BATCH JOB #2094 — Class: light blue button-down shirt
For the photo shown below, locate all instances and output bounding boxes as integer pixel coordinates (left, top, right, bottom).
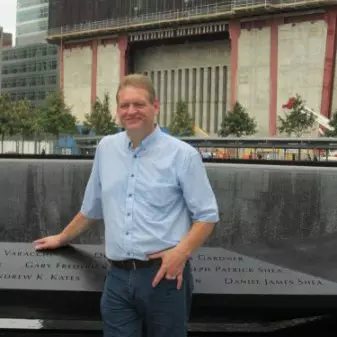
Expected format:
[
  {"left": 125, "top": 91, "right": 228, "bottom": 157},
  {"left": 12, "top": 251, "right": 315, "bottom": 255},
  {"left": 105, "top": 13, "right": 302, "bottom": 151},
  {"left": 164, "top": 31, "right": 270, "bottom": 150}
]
[{"left": 80, "top": 126, "right": 219, "bottom": 261}]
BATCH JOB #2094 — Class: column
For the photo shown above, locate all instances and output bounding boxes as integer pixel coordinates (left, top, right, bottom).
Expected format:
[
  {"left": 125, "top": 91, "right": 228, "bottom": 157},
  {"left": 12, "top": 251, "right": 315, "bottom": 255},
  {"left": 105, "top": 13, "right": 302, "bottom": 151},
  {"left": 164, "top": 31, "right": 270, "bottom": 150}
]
[
  {"left": 321, "top": 8, "right": 337, "bottom": 118},
  {"left": 91, "top": 39, "right": 98, "bottom": 110},
  {"left": 59, "top": 41, "right": 64, "bottom": 90},
  {"left": 269, "top": 18, "right": 283, "bottom": 136},
  {"left": 118, "top": 36, "right": 128, "bottom": 79},
  {"left": 229, "top": 21, "right": 240, "bottom": 110}
]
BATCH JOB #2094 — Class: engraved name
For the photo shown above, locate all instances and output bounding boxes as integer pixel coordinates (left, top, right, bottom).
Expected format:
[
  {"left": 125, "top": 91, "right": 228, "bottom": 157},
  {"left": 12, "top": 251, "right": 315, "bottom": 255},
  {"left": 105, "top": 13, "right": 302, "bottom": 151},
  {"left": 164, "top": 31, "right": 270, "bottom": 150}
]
[
  {"left": 196, "top": 254, "right": 243, "bottom": 262},
  {"left": 4, "top": 249, "right": 53, "bottom": 257}
]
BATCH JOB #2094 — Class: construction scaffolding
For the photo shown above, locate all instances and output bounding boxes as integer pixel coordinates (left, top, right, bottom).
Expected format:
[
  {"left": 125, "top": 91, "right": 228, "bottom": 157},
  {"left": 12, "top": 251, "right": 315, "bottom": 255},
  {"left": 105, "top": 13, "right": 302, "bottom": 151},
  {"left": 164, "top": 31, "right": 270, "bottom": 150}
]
[
  {"left": 48, "top": 0, "right": 334, "bottom": 41},
  {"left": 1, "top": 43, "right": 59, "bottom": 106}
]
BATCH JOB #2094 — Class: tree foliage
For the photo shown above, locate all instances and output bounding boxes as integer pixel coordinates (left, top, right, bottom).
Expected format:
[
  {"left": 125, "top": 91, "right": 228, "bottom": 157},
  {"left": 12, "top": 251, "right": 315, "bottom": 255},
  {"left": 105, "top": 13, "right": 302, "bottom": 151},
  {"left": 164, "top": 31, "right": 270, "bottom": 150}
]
[
  {"left": 83, "top": 93, "right": 119, "bottom": 135},
  {"left": 323, "top": 110, "right": 337, "bottom": 137},
  {"left": 218, "top": 102, "right": 257, "bottom": 137},
  {"left": 11, "top": 98, "right": 36, "bottom": 137},
  {"left": 0, "top": 94, "right": 15, "bottom": 138},
  {"left": 36, "top": 91, "right": 77, "bottom": 137},
  {"left": 0, "top": 94, "right": 35, "bottom": 152},
  {"left": 169, "top": 100, "right": 195, "bottom": 136},
  {"left": 0, "top": 94, "right": 35, "bottom": 140},
  {"left": 278, "top": 94, "right": 316, "bottom": 137},
  {"left": 0, "top": 90, "right": 78, "bottom": 147},
  {"left": 33, "top": 92, "right": 70, "bottom": 136}
]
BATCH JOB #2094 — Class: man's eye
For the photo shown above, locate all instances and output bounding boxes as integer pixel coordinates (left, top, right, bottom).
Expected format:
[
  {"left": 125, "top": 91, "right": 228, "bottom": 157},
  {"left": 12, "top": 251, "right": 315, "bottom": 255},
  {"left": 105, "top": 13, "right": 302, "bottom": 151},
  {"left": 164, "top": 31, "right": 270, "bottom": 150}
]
[{"left": 119, "top": 103, "right": 145, "bottom": 109}]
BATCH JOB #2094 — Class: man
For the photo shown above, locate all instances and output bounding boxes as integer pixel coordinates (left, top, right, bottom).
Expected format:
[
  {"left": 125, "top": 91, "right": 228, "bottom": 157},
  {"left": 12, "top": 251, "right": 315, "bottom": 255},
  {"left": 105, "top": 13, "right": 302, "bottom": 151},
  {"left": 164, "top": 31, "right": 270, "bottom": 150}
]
[{"left": 34, "top": 74, "right": 219, "bottom": 337}]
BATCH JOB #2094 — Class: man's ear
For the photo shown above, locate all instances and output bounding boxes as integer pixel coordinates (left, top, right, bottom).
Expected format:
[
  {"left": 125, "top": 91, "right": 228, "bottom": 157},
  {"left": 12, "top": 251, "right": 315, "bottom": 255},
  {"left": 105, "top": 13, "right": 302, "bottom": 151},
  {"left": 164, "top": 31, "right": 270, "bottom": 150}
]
[{"left": 153, "top": 99, "right": 160, "bottom": 116}]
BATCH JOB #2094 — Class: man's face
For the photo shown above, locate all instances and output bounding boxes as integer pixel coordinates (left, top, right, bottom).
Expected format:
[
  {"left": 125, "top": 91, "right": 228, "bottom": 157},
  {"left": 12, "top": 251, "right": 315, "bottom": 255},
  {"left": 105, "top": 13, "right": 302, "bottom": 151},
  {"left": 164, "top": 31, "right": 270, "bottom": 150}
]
[{"left": 116, "top": 86, "right": 159, "bottom": 131}]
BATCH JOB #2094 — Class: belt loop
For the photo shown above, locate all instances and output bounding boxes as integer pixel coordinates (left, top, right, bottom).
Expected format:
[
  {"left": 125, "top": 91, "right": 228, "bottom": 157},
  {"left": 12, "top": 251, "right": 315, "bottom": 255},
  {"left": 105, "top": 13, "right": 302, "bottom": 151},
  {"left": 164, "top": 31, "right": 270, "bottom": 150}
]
[{"left": 132, "top": 260, "right": 136, "bottom": 270}]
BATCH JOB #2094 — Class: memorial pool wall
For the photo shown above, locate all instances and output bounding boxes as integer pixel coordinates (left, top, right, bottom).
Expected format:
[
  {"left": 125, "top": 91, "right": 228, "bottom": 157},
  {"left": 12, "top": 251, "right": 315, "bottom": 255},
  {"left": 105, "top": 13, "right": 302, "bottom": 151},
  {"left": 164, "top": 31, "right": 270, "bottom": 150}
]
[{"left": 2, "top": 158, "right": 337, "bottom": 303}]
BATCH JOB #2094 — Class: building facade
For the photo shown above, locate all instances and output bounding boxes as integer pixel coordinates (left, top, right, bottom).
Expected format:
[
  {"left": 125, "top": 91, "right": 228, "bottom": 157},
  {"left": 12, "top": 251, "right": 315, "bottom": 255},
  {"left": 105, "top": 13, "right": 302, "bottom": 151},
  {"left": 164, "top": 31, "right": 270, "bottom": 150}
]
[
  {"left": 0, "top": 0, "right": 60, "bottom": 107},
  {"left": 16, "top": 0, "right": 49, "bottom": 46},
  {"left": 48, "top": 0, "right": 220, "bottom": 31},
  {"left": 1, "top": 43, "right": 59, "bottom": 106},
  {"left": 0, "top": 27, "right": 13, "bottom": 93},
  {"left": 47, "top": 0, "right": 337, "bottom": 136},
  {"left": 0, "top": 27, "right": 13, "bottom": 48}
]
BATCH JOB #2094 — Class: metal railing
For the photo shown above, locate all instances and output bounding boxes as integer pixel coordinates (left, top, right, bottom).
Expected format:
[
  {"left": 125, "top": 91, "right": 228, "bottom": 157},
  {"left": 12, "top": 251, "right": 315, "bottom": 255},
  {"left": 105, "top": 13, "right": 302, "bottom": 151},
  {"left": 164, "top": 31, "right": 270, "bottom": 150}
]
[{"left": 48, "top": 0, "right": 330, "bottom": 39}]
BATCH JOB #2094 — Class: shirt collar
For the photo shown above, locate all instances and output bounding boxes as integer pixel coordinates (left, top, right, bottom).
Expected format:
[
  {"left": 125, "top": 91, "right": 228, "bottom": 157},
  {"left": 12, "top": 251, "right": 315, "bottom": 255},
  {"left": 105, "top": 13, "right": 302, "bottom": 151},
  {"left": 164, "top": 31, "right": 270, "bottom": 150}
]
[{"left": 125, "top": 124, "right": 161, "bottom": 151}]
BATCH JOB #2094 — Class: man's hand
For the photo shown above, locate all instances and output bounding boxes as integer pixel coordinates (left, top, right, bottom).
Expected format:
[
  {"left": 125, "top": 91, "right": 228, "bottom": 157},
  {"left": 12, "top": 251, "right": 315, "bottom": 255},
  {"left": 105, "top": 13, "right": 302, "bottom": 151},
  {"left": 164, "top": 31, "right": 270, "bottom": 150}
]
[
  {"left": 33, "top": 234, "right": 65, "bottom": 251},
  {"left": 148, "top": 247, "right": 189, "bottom": 290},
  {"left": 32, "top": 212, "right": 97, "bottom": 251}
]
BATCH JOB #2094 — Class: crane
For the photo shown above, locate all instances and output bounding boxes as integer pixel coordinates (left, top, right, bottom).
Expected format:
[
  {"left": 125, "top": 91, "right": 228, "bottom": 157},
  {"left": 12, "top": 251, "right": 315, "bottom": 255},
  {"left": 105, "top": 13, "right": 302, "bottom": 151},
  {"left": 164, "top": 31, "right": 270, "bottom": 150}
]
[{"left": 282, "top": 97, "right": 334, "bottom": 135}]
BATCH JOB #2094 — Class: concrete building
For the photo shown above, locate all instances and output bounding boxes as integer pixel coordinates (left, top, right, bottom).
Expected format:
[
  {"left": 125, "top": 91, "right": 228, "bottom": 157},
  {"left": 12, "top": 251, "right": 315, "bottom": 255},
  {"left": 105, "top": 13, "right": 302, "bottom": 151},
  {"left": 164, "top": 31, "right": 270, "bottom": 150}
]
[
  {"left": 47, "top": 0, "right": 337, "bottom": 136},
  {"left": 0, "top": 27, "right": 13, "bottom": 48},
  {"left": 16, "top": 0, "right": 49, "bottom": 46},
  {"left": 0, "top": 1, "right": 59, "bottom": 107},
  {"left": 1, "top": 43, "right": 59, "bottom": 106},
  {"left": 0, "top": 27, "right": 13, "bottom": 92}
]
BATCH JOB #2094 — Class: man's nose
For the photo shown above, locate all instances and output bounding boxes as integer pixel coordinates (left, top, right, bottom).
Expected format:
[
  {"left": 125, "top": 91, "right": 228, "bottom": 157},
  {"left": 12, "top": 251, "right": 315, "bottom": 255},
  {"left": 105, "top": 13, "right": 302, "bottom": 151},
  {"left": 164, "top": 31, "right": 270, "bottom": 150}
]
[{"left": 126, "top": 105, "right": 137, "bottom": 114}]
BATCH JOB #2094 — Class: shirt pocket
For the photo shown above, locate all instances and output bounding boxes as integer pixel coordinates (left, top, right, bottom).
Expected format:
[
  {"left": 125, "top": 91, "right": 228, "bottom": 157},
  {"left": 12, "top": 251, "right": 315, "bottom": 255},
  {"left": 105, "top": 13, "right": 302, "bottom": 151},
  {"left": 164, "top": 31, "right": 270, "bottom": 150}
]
[{"left": 143, "top": 180, "right": 179, "bottom": 208}]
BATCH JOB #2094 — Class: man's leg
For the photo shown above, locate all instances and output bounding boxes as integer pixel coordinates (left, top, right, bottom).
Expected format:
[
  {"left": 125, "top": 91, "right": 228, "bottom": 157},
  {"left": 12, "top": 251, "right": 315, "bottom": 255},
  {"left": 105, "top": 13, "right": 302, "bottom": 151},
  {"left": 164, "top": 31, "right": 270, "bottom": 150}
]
[
  {"left": 100, "top": 267, "right": 142, "bottom": 337},
  {"left": 141, "top": 261, "right": 194, "bottom": 337}
]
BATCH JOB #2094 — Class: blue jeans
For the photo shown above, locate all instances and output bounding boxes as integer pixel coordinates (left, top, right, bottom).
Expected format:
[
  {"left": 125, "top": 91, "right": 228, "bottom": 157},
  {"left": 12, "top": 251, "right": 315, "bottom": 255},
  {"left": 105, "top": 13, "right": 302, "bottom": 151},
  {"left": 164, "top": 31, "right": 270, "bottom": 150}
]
[{"left": 100, "top": 260, "right": 194, "bottom": 337}]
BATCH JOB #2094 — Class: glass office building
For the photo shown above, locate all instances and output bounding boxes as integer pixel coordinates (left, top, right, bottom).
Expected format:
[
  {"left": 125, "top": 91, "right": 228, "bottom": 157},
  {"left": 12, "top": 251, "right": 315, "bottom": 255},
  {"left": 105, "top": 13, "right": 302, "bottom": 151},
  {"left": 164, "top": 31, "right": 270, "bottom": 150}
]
[
  {"left": 1, "top": 43, "right": 59, "bottom": 106},
  {"left": 16, "top": 0, "right": 49, "bottom": 46},
  {"left": 0, "top": 1, "right": 59, "bottom": 107}
]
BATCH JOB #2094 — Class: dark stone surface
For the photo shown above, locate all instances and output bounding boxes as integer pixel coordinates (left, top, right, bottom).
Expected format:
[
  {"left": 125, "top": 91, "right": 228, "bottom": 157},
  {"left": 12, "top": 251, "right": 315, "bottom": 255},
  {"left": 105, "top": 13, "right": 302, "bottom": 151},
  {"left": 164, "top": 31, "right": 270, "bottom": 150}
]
[
  {"left": 1, "top": 159, "right": 337, "bottom": 248},
  {"left": 2, "top": 158, "right": 337, "bottom": 315},
  {"left": 0, "top": 243, "right": 107, "bottom": 292},
  {"left": 1, "top": 243, "right": 337, "bottom": 296},
  {"left": 204, "top": 163, "right": 337, "bottom": 284},
  {"left": 0, "top": 316, "right": 326, "bottom": 335},
  {"left": 0, "top": 159, "right": 104, "bottom": 244}
]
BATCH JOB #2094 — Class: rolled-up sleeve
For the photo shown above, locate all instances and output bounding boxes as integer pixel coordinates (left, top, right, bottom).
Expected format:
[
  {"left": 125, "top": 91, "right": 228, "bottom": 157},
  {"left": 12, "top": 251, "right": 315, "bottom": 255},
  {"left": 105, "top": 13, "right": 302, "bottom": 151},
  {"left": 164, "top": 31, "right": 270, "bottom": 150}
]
[
  {"left": 80, "top": 144, "right": 103, "bottom": 220},
  {"left": 179, "top": 151, "right": 219, "bottom": 223}
]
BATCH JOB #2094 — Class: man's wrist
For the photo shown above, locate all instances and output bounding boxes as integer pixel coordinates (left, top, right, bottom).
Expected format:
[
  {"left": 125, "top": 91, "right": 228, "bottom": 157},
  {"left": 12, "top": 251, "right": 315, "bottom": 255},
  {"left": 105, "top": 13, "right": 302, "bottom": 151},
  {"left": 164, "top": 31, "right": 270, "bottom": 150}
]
[
  {"left": 58, "top": 232, "right": 68, "bottom": 246},
  {"left": 174, "top": 244, "right": 192, "bottom": 259}
]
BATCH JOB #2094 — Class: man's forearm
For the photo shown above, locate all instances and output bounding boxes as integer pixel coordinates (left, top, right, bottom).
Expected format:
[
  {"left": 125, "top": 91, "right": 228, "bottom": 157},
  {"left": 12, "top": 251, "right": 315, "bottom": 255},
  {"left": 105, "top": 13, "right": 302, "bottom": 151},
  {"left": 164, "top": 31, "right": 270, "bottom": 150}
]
[
  {"left": 59, "top": 212, "right": 98, "bottom": 244},
  {"left": 175, "top": 221, "right": 215, "bottom": 257}
]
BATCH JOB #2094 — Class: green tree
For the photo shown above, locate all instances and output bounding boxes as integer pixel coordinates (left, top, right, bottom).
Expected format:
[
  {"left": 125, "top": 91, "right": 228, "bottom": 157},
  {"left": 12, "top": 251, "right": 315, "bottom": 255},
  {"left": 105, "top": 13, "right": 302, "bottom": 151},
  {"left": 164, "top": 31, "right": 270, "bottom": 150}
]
[
  {"left": 278, "top": 94, "right": 316, "bottom": 137},
  {"left": 0, "top": 94, "right": 12, "bottom": 152},
  {"left": 169, "top": 100, "right": 194, "bottom": 136},
  {"left": 0, "top": 94, "right": 31, "bottom": 152},
  {"left": 11, "top": 98, "right": 35, "bottom": 138},
  {"left": 218, "top": 102, "right": 257, "bottom": 137},
  {"left": 83, "top": 93, "right": 119, "bottom": 135},
  {"left": 323, "top": 110, "right": 337, "bottom": 137},
  {"left": 37, "top": 91, "right": 77, "bottom": 138}
]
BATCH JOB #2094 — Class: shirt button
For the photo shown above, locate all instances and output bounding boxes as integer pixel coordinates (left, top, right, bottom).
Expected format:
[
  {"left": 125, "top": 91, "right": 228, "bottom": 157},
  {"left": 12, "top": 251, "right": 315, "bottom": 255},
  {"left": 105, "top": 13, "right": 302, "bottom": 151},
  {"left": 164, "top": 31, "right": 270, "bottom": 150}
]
[
  {"left": 127, "top": 252, "right": 130, "bottom": 256},
  {"left": 126, "top": 232, "right": 129, "bottom": 235},
  {"left": 128, "top": 194, "right": 132, "bottom": 197},
  {"left": 127, "top": 213, "right": 131, "bottom": 216},
  {"left": 134, "top": 155, "right": 137, "bottom": 158},
  {"left": 131, "top": 174, "right": 134, "bottom": 178}
]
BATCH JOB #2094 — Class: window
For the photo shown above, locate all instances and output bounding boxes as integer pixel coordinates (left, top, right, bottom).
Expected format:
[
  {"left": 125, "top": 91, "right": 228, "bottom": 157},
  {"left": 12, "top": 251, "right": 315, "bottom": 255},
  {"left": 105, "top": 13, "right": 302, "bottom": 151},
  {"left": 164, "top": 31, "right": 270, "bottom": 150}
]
[
  {"left": 17, "top": 5, "right": 48, "bottom": 23},
  {"left": 26, "top": 91, "right": 36, "bottom": 100},
  {"left": 50, "top": 60, "right": 57, "bottom": 69},
  {"left": 37, "top": 90, "right": 45, "bottom": 100},
  {"left": 29, "top": 77, "right": 36, "bottom": 86},
  {"left": 17, "top": 0, "right": 48, "bottom": 10},
  {"left": 16, "top": 19, "right": 48, "bottom": 35},
  {"left": 2, "top": 66, "right": 9, "bottom": 75}
]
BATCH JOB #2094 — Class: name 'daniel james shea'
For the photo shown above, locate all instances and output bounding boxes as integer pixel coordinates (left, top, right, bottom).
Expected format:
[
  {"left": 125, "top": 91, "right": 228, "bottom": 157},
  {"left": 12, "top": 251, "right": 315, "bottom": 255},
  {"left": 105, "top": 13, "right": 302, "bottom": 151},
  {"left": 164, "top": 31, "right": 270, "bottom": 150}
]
[{"left": 222, "top": 278, "right": 324, "bottom": 286}]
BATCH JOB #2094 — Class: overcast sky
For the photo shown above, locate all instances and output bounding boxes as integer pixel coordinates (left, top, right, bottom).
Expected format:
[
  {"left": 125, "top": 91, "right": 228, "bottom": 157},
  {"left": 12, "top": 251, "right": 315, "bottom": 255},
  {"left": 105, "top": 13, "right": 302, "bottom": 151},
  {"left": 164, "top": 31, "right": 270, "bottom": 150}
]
[{"left": 0, "top": 0, "right": 17, "bottom": 39}]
